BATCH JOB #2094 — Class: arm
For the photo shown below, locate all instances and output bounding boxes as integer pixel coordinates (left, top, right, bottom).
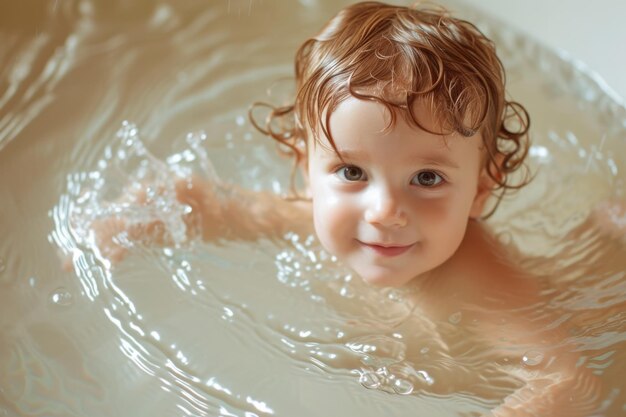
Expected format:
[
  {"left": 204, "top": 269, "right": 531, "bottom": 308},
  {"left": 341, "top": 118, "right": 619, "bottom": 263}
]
[
  {"left": 81, "top": 175, "right": 313, "bottom": 266},
  {"left": 485, "top": 200, "right": 626, "bottom": 415},
  {"left": 448, "top": 223, "right": 602, "bottom": 416},
  {"left": 485, "top": 322, "right": 601, "bottom": 417},
  {"left": 175, "top": 175, "right": 313, "bottom": 241}
]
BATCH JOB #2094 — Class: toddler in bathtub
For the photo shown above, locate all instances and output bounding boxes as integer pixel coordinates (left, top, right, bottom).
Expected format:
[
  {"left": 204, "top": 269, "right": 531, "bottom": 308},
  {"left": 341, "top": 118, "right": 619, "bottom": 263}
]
[{"left": 77, "top": 2, "right": 613, "bottom": 416}]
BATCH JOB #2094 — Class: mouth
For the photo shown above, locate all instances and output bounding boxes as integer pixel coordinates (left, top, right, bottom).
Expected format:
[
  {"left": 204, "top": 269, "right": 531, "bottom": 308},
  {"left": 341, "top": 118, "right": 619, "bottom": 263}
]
[{"left": 358, "top": 241, "right": 415, "bottom": 257}]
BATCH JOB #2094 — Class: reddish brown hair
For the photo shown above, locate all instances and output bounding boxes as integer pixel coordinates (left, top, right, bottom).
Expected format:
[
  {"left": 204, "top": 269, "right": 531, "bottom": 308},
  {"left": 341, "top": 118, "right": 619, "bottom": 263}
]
[{"left": 251, "top": 1, "right": 530, "bottom": 213}]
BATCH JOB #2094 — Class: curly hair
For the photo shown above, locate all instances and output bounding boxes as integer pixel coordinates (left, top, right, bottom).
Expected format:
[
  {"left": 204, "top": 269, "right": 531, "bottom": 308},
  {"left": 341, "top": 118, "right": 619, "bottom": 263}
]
[{"left": 250, "top": 1, "right": 530, "bottom": 215}]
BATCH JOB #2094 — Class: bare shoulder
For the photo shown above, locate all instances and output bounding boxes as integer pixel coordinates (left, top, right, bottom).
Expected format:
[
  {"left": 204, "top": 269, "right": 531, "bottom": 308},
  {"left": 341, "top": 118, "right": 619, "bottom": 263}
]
[{"left": 440, "top": 221, "right": 542, "bottom": 310}]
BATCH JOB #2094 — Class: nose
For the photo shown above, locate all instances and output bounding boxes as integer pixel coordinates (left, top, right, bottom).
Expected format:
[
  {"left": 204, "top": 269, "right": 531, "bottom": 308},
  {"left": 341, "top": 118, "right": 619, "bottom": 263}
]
[{"left": 363, "top": 185, "right": 408, "bottom": 228}]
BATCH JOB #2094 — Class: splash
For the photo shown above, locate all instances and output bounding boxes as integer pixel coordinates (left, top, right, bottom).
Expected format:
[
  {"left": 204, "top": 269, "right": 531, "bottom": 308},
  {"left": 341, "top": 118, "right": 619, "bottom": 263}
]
[{"left": 51, "top": 121, "right": 220, "bottom": 271}]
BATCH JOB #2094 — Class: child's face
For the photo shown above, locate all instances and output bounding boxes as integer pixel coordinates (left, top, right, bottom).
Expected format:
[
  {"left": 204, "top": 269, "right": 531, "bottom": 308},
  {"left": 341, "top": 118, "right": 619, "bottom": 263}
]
[{"left": 307, "top": 97, "right": 490, "bottom": 287}]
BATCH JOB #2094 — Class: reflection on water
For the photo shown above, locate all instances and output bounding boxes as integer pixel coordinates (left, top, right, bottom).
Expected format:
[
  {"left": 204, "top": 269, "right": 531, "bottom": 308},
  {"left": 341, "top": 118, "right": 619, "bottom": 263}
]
[{"left": 1, "top": 0, "right": 626, "bottom": 416}]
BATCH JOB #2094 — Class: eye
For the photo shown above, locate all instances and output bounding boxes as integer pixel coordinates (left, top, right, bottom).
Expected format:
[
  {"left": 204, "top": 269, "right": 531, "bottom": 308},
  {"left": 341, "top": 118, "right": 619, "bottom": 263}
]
[
  {"left": 411, "top": 170, "right": 444, "bottom": 187},
  {"left": 336, "top": 165, "right": 367, "bottom": 182}
]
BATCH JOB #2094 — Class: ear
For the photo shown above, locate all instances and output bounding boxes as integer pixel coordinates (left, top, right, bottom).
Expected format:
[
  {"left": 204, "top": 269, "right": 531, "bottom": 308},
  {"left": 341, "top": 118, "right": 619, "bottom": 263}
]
[{"left": 469, "top": 153, "right": 504, "bottom": 219}]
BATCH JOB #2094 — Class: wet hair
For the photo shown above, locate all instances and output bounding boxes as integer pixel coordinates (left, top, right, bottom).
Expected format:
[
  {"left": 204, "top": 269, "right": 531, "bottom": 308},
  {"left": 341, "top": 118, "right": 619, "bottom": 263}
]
[{"left": 251, "top": 1, "right": 530, "bottom": 215}]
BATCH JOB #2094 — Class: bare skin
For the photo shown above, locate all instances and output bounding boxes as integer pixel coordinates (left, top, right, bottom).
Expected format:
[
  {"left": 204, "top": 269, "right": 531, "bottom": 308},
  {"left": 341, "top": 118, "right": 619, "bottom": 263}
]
[{"left": 76, "top": 175, "right": 313, "bottom": 267}]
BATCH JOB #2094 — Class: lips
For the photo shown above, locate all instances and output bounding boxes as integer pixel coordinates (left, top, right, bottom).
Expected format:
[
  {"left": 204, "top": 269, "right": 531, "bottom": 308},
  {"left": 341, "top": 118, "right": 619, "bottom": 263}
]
[{"left": 358, "top": 241, "right": 415, "bottom": 257}]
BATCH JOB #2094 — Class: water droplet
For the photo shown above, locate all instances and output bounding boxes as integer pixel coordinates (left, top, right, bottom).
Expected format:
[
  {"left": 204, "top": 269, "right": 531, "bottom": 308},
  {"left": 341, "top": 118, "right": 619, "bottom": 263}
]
[
  {"left": 50, "top": 287, "right": 74, "bottom": 307},
  {"left": 522, "top": 350, "right": 544, "bottom": 367},
  {"left": 359, "top": 370, "right": 381, "bottom": 389},
  {"left": 448, "top": 311, "right": 462, "bottom": 325},
  {"left": 392, "top": 378, "right": 414, "bottom": 395}
]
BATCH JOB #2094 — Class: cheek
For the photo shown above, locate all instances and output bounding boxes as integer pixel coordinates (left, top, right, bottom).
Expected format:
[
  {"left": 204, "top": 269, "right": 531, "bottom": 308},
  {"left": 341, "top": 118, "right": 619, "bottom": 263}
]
[
  {"left": 414, "top": 197, "right": 462, "bottom": 231},
  {"left": 416, "top": 191, "right": 475, "bottom": 238},
  {"left": 425, "top": 182, "right": 478, "bottom": 218},
  {"left": 311, "top": 185, "right": 356, "bottom": 250}
]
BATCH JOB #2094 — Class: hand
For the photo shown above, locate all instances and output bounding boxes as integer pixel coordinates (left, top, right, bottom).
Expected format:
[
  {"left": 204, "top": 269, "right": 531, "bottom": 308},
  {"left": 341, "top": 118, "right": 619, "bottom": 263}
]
[
  {"left": 60, "top": 178, "right": 198, "bottom": 271},
  {"left": 59, "top": 216, "right": 129, "bottom": 272},
  {"left": 91, "top": 216, "right": 132, "bottom": 264}
]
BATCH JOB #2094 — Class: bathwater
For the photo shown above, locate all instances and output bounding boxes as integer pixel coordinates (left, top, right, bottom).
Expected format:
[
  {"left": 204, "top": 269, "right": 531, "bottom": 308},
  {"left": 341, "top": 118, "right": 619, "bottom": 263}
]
[{"left": 1, "top": 0, "right": 625, "bottom": 416}]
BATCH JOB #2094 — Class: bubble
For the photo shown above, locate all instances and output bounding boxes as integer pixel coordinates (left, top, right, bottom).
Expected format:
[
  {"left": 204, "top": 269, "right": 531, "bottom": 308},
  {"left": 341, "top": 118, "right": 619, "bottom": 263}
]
[
  {"left": 448, "top": 311, "right": 462, "bottom": 325},
  {"left": 359, "top": 370, "right": 381, "bottom": 389},
  {"left": 50, "top": 287, "right": 74, "bottom": 307},
  {"left": 375, "top": 366, "right": 389, "bottom": 377},
  {"left": 416, "top": 369, "right": 435, "bottom": 386},
  {"left": 392, "top": 378, "right": 414, "bottom": 395},
  {"left": 522, "top": 350, "right": 544, "bottom": 367}
]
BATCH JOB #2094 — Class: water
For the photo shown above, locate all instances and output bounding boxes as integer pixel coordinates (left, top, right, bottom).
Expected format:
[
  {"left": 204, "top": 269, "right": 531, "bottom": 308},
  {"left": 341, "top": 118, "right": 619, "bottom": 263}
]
[{"left": 1, "top": 1, "right": 626, "bottom": 416}]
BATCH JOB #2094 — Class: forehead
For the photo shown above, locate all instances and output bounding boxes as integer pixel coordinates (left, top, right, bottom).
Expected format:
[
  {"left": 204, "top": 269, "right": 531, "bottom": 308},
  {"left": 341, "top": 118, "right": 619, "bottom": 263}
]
[
  {"left": 330, "top": 96, "right": 443, "bottom": 137},
  {"left": 314, "top": 97, "right": 483, "bottom": 161}
]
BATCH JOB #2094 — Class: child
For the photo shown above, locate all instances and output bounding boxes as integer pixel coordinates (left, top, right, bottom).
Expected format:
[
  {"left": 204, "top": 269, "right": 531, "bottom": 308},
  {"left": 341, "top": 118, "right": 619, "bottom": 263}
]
[{"left": 82, "top": 2, "right": 604, "bottom": 415}]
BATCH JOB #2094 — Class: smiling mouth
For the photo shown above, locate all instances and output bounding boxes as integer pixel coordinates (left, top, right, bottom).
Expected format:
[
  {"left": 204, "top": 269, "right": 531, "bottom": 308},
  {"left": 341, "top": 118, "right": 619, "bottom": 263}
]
[{"left": 358, "top": 241, "right": 415, "bottom": 257}]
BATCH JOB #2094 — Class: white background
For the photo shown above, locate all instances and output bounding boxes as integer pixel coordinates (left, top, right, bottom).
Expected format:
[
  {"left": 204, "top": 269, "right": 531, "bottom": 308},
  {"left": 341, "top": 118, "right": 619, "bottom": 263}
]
[{"left": 462, "top": 0, "right": 626, "bottom": 102}]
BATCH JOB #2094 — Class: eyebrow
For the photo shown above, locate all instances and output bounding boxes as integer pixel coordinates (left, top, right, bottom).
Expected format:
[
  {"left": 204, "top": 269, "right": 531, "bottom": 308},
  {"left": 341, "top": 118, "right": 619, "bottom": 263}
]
[
  {"left": 331, "top": 149, "right": 461, "bottom": 170},
  {"left": 414, "top": 154, "right": 461, "bottom": 169}
]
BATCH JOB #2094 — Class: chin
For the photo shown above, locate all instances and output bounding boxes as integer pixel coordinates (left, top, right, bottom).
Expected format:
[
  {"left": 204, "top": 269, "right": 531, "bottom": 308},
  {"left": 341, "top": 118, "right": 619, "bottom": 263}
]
[{"left": 356, "top": 269, "right": 416, "bottom": 288}]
